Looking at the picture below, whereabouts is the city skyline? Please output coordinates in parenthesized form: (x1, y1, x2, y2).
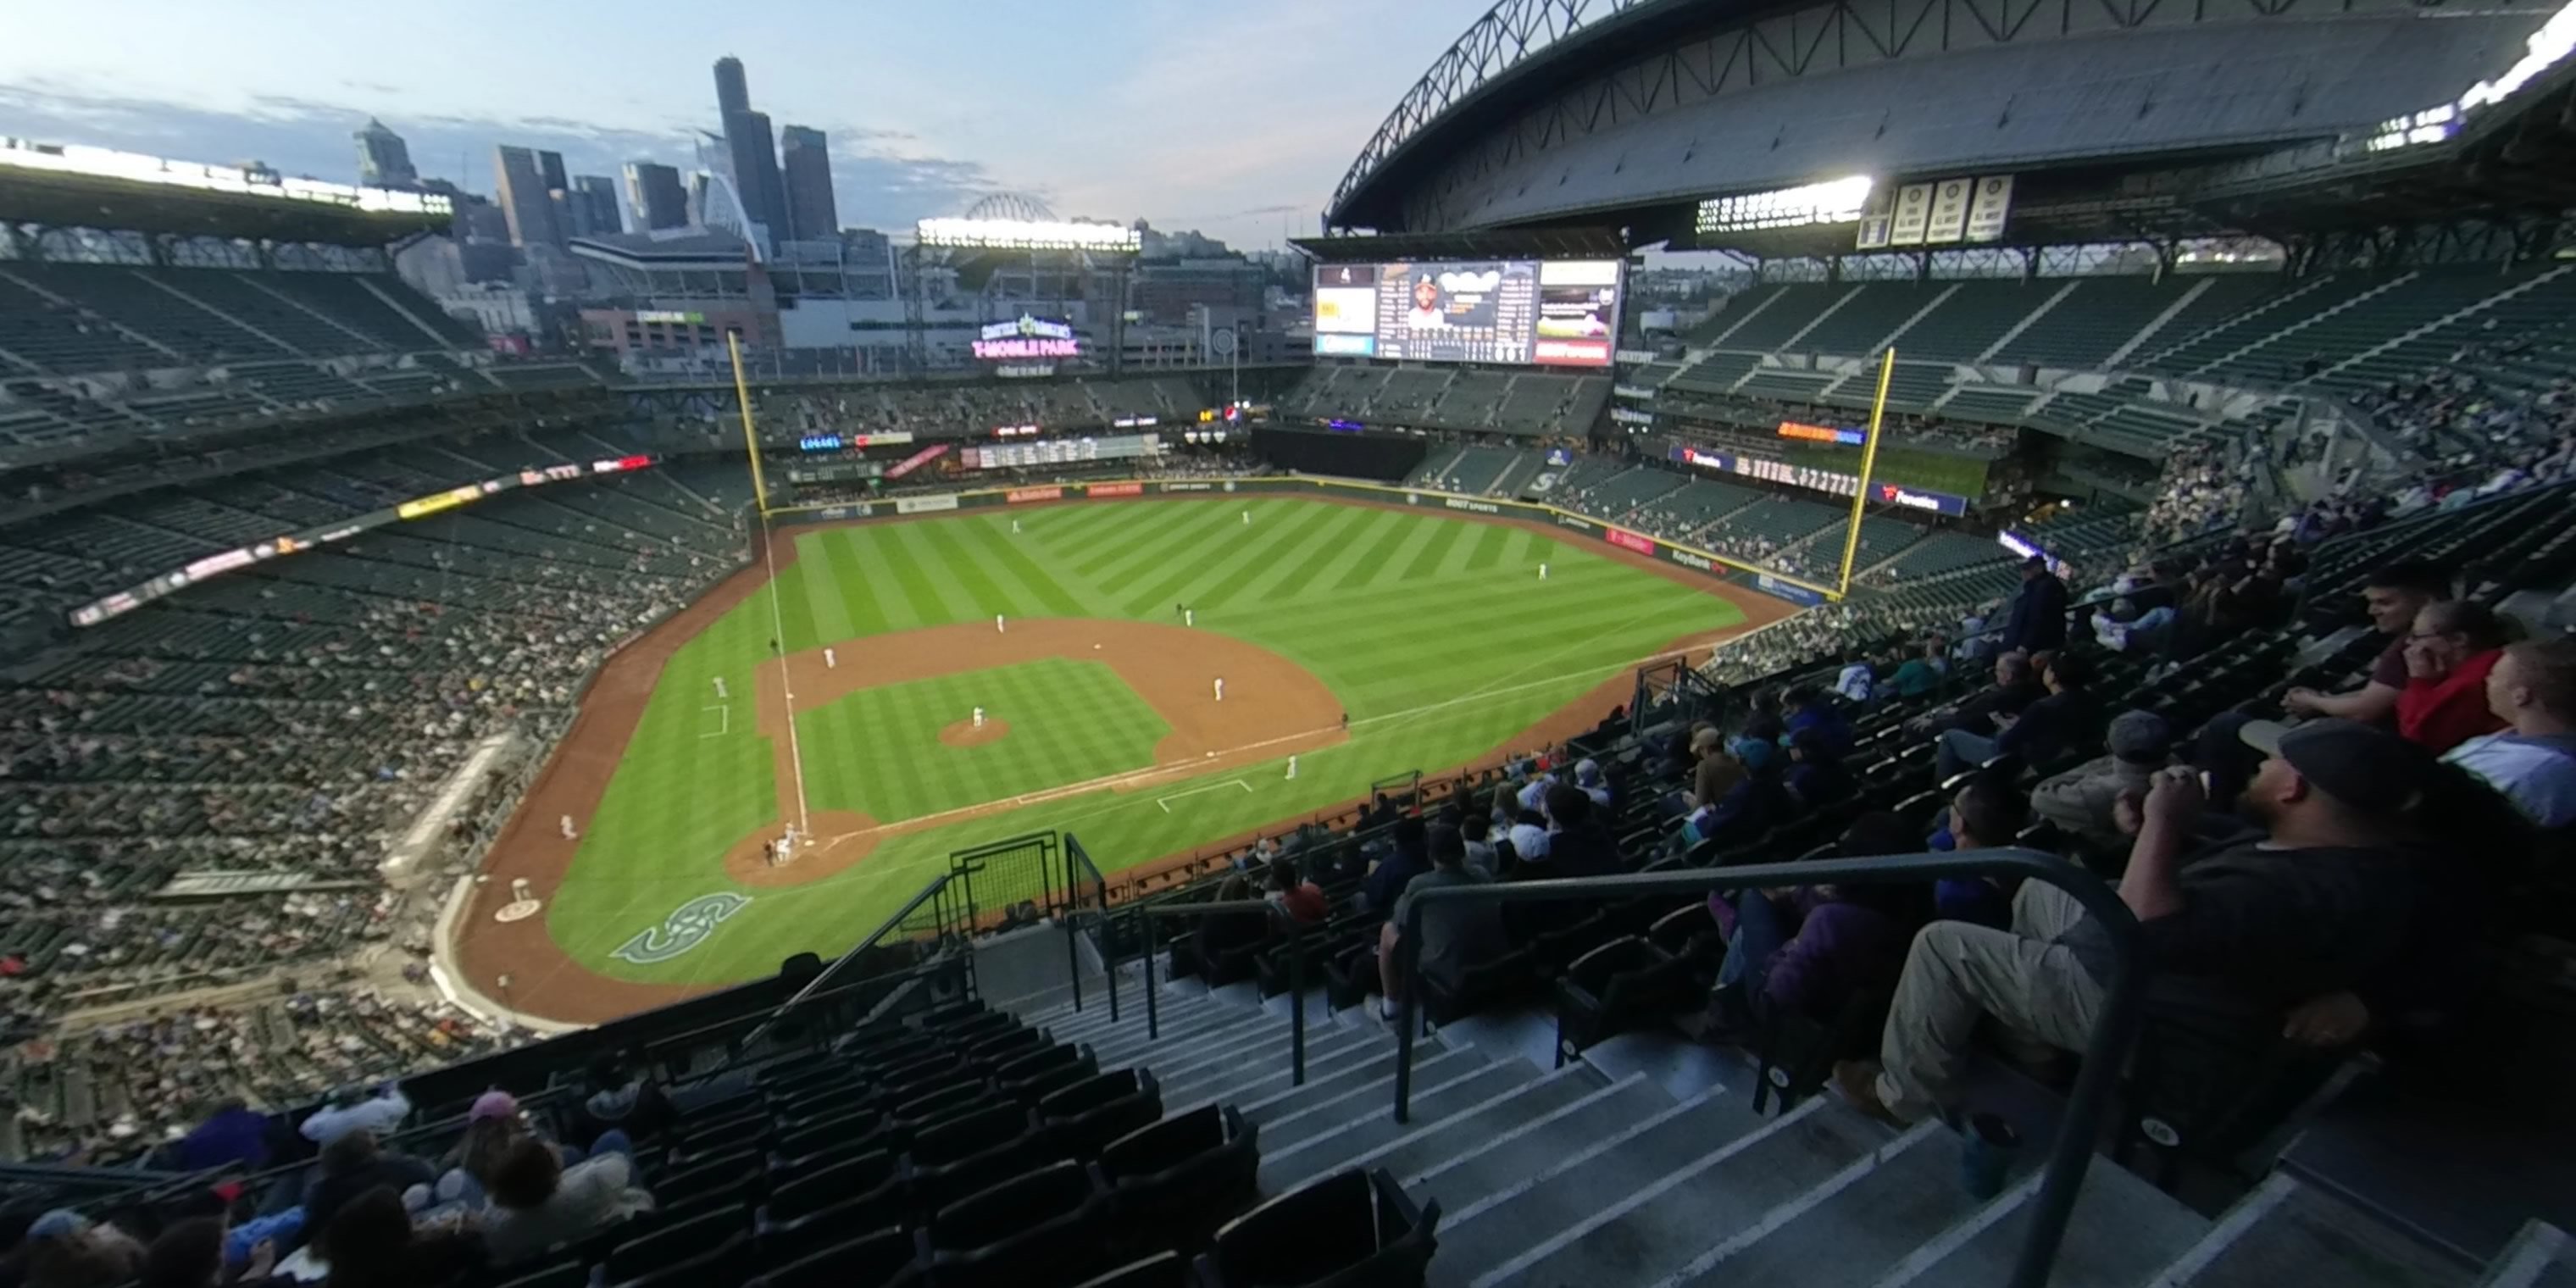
(0, 0, 1487, 251)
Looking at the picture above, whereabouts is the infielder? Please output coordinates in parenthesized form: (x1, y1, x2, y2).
(1185, 608, 1195, 627)
(1539, 563, 1549, 580)
(1012, 519, 1021, 534)
(1213, 677, 1225, 702)
(713, 676, 728, 699)
(996, 613, 1006, 633)
(1241, 509, 1250, 525)
(824, 647, 836, 669)
(559, 814, 577, 840)
(1285, 755, 1297, 780)
(780, 822, 799, 854)
(973, 705, 986, 730)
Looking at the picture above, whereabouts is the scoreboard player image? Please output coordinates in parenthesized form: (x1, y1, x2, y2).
(1391, 262, 1507, 332)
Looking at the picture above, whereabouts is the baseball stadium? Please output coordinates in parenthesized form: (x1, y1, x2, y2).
(6, 0, 2576, 1284)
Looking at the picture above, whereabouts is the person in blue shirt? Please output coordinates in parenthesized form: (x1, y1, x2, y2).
(2446, 636, 2576, 827)
(1361, 816, 1431, 919)
(1779, 686, 1852, 758)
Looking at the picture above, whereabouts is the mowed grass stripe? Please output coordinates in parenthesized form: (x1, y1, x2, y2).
(1225, 503, 1385, 606)
(1185, 500, 1352, 611)
(957, 519, 1095, 617)
(1083, 501, 1260, 597)
(1274, 508, 1405, 599)
(849, 526, 934, 631)
(1119, 514, 1270, 617)
(1068, 502, 1230, 584)
(1460, 521, 1517, 573)
(821, 530, 894, 637)
(1328, 509, 1428, 593)
(1361, 514, 1449, 591)
(1391, 514, 1471, 585)
(913, 519, 1037, 621)
(886, 523, 989, 623)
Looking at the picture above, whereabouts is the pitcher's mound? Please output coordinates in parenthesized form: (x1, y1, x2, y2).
(940, 719, 1011, 747)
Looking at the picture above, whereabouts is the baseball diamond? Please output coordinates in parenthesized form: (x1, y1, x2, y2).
(459, 494, 1785, 1021)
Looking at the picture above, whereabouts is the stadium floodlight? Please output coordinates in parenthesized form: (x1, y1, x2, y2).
(1696, 175, 1873, 234)
(915, 216, 1141, 253)
(0, 138, 452, 216)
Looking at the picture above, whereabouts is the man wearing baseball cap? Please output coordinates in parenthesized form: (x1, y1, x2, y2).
(2030, 710, 2173, 848)
(1837, 717, 2433, 1125)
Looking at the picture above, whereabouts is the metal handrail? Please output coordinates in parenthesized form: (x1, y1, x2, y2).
(1391, 847, 2141, 1288)
(735, 870, 966, 1057)
(1132, 898, 1311, 1086)
(1066, 835, 1114, 1023)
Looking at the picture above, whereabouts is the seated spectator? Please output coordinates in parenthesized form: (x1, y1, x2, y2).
(2396, 600, 2509, 753)
(13, 1210, 146, 1288)
(174, 1098, 273, 1174)
(319, 1186, 484, 1288)
(1376, 824, 1507, 1021)
(300, 1084, 410, 1147)
(2446, 636, 2576, 827)
(571, 1055, 675, 1152)
(301, 1130, 436, 1244)
(1702, 813, 1927, 1036)
(1889, 644, 1943, 700)
(1782, 729, 1853, 813)
(1684, 737, 1786, 847)
(137, 1216, 275, 1288)
(1675, 727, 1735, 818)
(1361, 816, 1430, 916)
(1936, 652, 2097, 780)
(1835, 719, 2436, 1125)
(1780, 687, 1852, 757)
(1188, 875, 1267, 978)
(1458, 813, 1498, 877)
(1571, 758, 1613, 809)
(1932, 773, 2029, 928)
(2091, 597, 2174, 653)
(1915, 652, 2044, 740)
(2283, 561, 2447, 724)
(480, 1134, 652, 1265)
(1833, 652, 1874, 703)
(1264, 856, 1328, 924)
(2031, 710, 2173, 850)
(438, 1091, 576, 1208)
(1529, 783, 1619, 879)
(1502, 805, 1551, 864)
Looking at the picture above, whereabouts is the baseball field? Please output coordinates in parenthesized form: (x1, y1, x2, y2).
(461, 493, 1785, 1022)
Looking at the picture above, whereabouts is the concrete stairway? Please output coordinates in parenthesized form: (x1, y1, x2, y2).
(1021, 969, 2490, 1287)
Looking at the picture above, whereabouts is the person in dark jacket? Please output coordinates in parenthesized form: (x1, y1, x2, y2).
(299, 1131, 435, 1245)
(1936, 651, 2099, 779)
(2001, 556, 2069, 654)
(1779, 687, 1853, 757)
(173, 1100, 272, 1174)
(1361, 816, 1431, 917)
(1701, 813, 1928, 1037)
(1783, 728, 1856, 813)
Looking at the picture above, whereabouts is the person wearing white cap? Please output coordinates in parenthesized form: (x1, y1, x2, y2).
(1573, 758, 1610, 808)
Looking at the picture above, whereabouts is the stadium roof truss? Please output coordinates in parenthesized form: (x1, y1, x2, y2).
(1329, 0, 2558, 240)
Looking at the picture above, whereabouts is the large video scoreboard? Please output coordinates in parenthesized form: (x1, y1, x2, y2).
(1312, 258, 1623, 368)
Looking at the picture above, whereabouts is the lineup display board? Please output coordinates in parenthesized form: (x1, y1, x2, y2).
(1312, 258, 1623, 368)
(963, 434, 1161, 470)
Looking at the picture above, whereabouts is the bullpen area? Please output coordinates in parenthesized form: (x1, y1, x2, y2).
(460, 491, 1789, 1022)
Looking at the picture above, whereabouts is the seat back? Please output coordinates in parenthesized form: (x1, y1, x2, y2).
(910, 1103, 1028, 1167)
(746, 1226, 919, 1288)
(1038, 1069, 1138, 1119)
(891, 1080, 988, 1124)
(766, 1147, 895, 1222)
(1211, 1169, 1439, 1288)
(932, 1159, 1094, 1251)
(1069, 1252, 1191, 1288)
(605, 1208, 749, 1283)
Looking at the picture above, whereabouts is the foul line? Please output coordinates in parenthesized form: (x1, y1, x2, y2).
(699, 705, 729, 738)
(759, 519, 810, 833)
(1157, 779, 1252, 813)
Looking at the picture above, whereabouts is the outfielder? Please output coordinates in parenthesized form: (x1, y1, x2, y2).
(824, 647, 836, 669)
(713, 676, 728, 699)
(1012, 519, 1021, 534)
(1241, 509, 1250, 525)
(1213, 677, 1225, 702)
(1285, 755, 1298, 780)
(1539, 563, 1549, 580)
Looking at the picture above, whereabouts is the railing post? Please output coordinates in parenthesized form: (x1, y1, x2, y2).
(1288, 917, 1307, 1087)
(1142, 908, 1160, 1041)
(1065, 903, 1085, 1013)
(1392, 904, 1424, 1124)
(1102, 881, 1119, 1025)
(2009, 923, 2145, 1288)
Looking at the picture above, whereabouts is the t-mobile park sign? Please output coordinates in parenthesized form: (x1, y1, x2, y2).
(974, 314, 1080, 360)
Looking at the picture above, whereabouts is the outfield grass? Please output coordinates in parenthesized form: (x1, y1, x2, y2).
(546, 497, 1745, 985)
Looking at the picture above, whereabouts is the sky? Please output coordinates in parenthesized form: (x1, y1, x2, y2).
(0, 0, 1490, 252)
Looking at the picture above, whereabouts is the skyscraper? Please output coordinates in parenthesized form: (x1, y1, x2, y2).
(724, 108, 788, 236)
(713, 56, 750, 118)
(569, 175, 624, 236)
(779, 125, 837, 242)
(353, 118, 415, 187)
(536, 150, 569, 197)
(492, 145, 560, 247)
(624, 162, 688, 230)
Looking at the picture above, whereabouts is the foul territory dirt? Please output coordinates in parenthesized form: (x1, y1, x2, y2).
(455, 496, 1794, 1024)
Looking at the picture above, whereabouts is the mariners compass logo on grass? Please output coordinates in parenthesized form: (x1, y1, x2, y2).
(612, 892, 752, 964)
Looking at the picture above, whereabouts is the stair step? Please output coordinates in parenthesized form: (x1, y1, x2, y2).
(1423, 1085, 1802, 1285)
(1876, 1158, 2209, 1288)
(1163, 1030, 1385, 1108)
(2155, 1174, 2472, 1288)
(1242, 1049, 1481, 1142)
(1258, 1063, 1607, 1193)
(1257, 1058, 1539, 1163)
(2481, 1221, 2576, 1288)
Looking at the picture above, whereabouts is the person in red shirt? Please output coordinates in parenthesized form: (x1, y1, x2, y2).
(2285, 561, 2447, 725)
(1264, 856, 1328, 924)
(2396, 600, 2510, 753)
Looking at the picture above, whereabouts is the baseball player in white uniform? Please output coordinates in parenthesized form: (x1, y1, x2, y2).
(1185, 608, 1195, 627)
(1012, 519, 1021, 534)
(559, 814, 577, 840)
(1539, 563, 1549, 580)
(1285, 755, 1297, 780)
(996, 613, 1006, 634)
(824, 647, 836, 669)
(1213, 677, 1225, 702)
(973, 706, 986, 730)
(713, 676, 728, 699)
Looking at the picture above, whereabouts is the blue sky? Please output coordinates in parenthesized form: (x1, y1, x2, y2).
(0, 0, 1487, 250)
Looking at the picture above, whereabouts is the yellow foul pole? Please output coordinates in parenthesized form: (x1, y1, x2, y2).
(1835, 347, 1897, 600)
(728, 331, 770, 516)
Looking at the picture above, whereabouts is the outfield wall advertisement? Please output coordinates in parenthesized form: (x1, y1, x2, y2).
(771, 475, 1840, 606)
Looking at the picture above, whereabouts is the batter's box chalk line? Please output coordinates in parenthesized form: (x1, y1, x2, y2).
(699, 704, 730, 738)
(1157, 780, 1253, 813)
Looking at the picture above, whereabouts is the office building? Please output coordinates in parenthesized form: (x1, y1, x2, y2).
(625, 162, 688, 230)
(537, 150, 569, 197)
(492, 145, 561, 247)
(779, 125, 837, 242)
(713, 56, 750, 118)
(724, 108, 787, 236)
(353, 118, 415, 187)
(569, 175, 624, 237)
